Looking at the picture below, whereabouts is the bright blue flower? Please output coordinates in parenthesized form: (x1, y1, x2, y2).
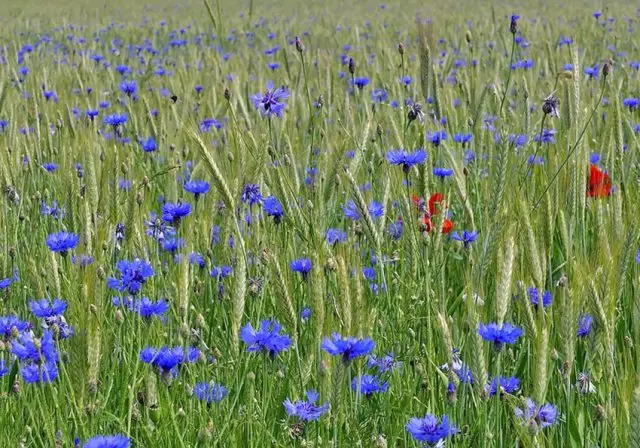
(241, 184, 262, 205)
(284, 390, 328, 421)
(161, 202, 191, 223)
(478, 322, 523, 348)
(84, 434, 131, 448)
(590, 153, 601, 164)
(362, 267, 376, 281)
(368, 201, 384, 220)
(528, 155, 545, 165)
(326, 228, 348, 245)
(290, 258, 312, 279)
(107, 258, 154, 295)
(515, 399, 558, 431)
(528, 288, 553, 308)
(486, 376, 520, 396)
(386, 149, 427, 173)
(0, 278, 11, 290)
(353, 77, 370, 90)
(113, 297, 169, 318)
(0, 315, 29, 339)
(193, 382, 228, 403)
(623, 98, 640, 110)
(509, 134, 528, 147)
(400, 75, 412, 86)
(406, 414, 458, 445)
(387, 220, 403, 241)
(29, 299, 67, 318)
(427, 130, 447, 147)
(12, 330, 58, 363)
(41, 200, 64, 220)
(321, 333, 374, 362)
(140, 137, 157, 152)
(21, 361, 59, 384)
(263, 196, 284, 222)
(367, 353, 399, 373)
(371, 88, 388, 103)
(577, 314, 594, 338)
(46, 232, 79, 255)
(184, 180, 210, 198)
(451, 230, 478, 248)
(433, 167, 454, 178)
(120, 80, 137, 97)
(301, 307, 311, 322)
(584, 64, 599, 78)
(210, 265, 232, 280)
(251, 81, 288, 118)
(141, 346, 199, 375)
(43, 162, 58, 173)
(161, 237, 184, 253)
(534, 129, 556, 144)
(453, 133, 472, 145)
(240, 319, 291, 356)
(199, 118, 222, 132)
(103, 113, 128, 128)
(351, 374, 389, 395)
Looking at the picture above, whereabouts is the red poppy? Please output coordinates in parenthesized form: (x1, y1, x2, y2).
(428, 193, 445, 216)
(587, 164, 612, 198)
(423, 216, 454, 234)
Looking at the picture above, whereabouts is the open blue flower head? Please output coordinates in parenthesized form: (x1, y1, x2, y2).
(84, 434, 131, 448)
(478, 322, 523, 348)
(21, 361, 59, 384)
(161, 202, 191, 223)
(120, 80, 137, 97)
(427, 130, 447, 147)
(406, 414, 458, 445)
(210, 265, 232, 280)
(140, 136, 157, 152)
(486, 376, 520, 396)
(29, 298, 67, 318)
(12, 330, 58, 363)
(103, 113, 128, 128)
(326, 228, 348, 245)
(251, 81, 288, 118)
(515, 399, 558, 431)
(140, 346, 199, 375)
(577, 314, 594, 338)
(528, 288, 553, 308)
(386, 149, 427, 173)
(263, 196, 284, 223)
(241, 183, 262, 205)
(107, 258, 154, 295)
(451, 230, 478, 248)
(367, 353, 400, 373)
(321, 333, 375, 362)
(433, 167, 454, 178)
(284, 390, 329, 422)
(240, 319, 291, 357)
(351, 374, 389, 395)
(290, 258, 313, 279)
(46, 232, 79, 255)
(184, 180, 210, 198)
(113, 296, 169, 318)
(0, 315, 29, 339)
(193, 382, 228, 404)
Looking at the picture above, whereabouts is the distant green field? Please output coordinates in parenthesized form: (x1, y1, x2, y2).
(0, 1, 639, 447)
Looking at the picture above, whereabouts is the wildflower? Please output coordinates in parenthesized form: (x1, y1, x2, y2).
(367, 353, 400, 373)
(250, 81, 288, 118)
(140, 136, 157, 152)
(83, 435, 131, 448)
(240, 319, 291, 356)
(290, 258, 312, 280)
(584, 64, 599, 79)
(241, 184, 262, 205)
(263, 196, 284, 223)
(301, 307, 311, 322)
(577, 314, 594, 338)
(587, 164, 612, 197)
(387, 219, 403, 241)
(371, 89, 388, 103)
(528, 155, 545, 165)
(534, 129, 556, 144)
(161, 202, 191, 223)
(199, 118, 222, 132)
(326, 228, 348, 245)
(103, 113, 128, 128)
(120, 80, 137, 97)
(453, 133, 472, 145)
(451, 230, 478, 248)
(0, 315, 29, 339)
(509, 134, 528, 147)
(510, 14, 519, 34)
(46, 232, 79, 255)
(514, 399, 558, 432)
(528, 288, 553, 308)
(353, 77, 370, 90)
(478, 322, 523, 348)
(184, 180, 210, 199)
(406, 414, 458, 446)
(161, 237, 184, 253)
(486, 376, 520, 396)
(188, 252, 205, 268)
(107, 259, 154, 295)
(427, 130, 447, 147)
(40, 200, 64, 220)
(352, 374, 389, 395)
(210, 265, 232, 280)
(386, 149, 427, 173)
(140, 346, 199, 376)
(321, 333, 374, 362)
(284, 390, 328, 422)
(12, 330, 58, 363)
(42, 163, 58, 173)
(193, 382, 228, 404)
(21, 361, 59, 384)
(623, 98, 640, 111)
(29, 299, 67, 318)
(112, 297, 169, 318)
(542, 94, 560, 117)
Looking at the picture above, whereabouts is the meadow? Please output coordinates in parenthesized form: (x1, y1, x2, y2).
(0, 0, 640, 446)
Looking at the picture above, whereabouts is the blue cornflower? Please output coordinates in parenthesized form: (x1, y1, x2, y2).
(451, 230, 478, 248)
(590, 153, 601, 165)
(301, 307, 311, 322)
(290, 258, 312, 280)
(46, 232, 79, 255)
(263, 196, 284, 223)
(199, 118, 222, 132)
(352, 374, 389, 395)
(368, 201, 384, 220)
(455, 365, 474, 384)
(115, 64, 131, 75)
(184, 180, 210, 199)
(241, 184, 262, 205)
(406, 414, 458, 445)
(583, 65, 599, 79)
(12, 330, 58, 363)
(528, 155, 545, 166)
(240, 319, 291, 356)
(113, 297, 169, 318)
(43, 162, 58, 173)
(433, 167, 454, 178)
(386, 149, 427, 173)
(251, 81, 288, 118)
(486, 376, 520, 396)
(400, 75, 412, 86)
(0, 278, 11, 290)
(0, 360, 7, 378)
(284, 390, 329, 422)
(86, 109, 99, 120)
(353, 77, 370, 90)
(367, 353, 400, 373)
(515, 399, 558, 431)
(509, 134, 528, 147)
(321, 333, 374, 362)
(161, 202, 191, 223)
(193, 382, 228, 404)
(371, 88, 388, 103)
(194, 85, 204, 94)
(21, 361, 59, 384)
(623, 98, 640, 111)
(41, 200, 64, 220)
(326, 228, 348, 245)
(29, 299, 67, 318)
(363, 267, 376, 281)
(107, 258, 154, 295)
(188, 252, 205, 268)
(140, 137, 157, 152)
(140, 346, 199, 376)
(577, 314, 594, 338)
(453, 133, 472, 145)
(161, 237, 184, 253)
(478, 322, 523, 348)
(387, 219, 403, 241)
(84, 435, 131, 448)
(145, 211, 175, 242)
(120, 80, 137, 97)
(210, 265, 232, 280)
(103, 113, 128, 128)
(0, 315, 29, 339)
(534, 129, 556, 144)
(528, 288, 553, 308)
(427, 130, 447, 147)
(343, 201, 360, 220)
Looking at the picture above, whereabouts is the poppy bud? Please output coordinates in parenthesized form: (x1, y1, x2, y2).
(603, 60, 610, 77)
(397, 42, 404, 55)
